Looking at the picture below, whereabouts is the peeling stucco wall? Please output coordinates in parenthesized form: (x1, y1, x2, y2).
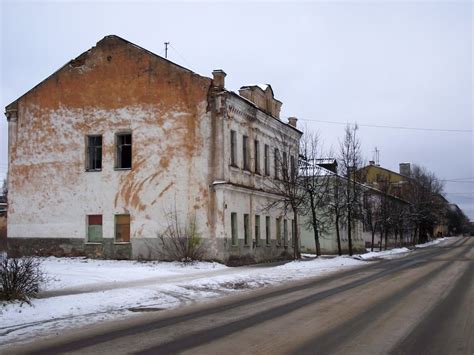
(7, 36, 214, 258)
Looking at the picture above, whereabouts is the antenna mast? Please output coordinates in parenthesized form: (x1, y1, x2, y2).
(164, 42, 170, 59)
(373, 147, 380, 166)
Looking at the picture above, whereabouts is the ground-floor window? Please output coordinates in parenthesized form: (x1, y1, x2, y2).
(276, 217, 282, 245)
(255, 215, 260, 246)
(115, 214, 130, 242)
(231, 212, 238, 245)
(266, 216, 271, 245)
(87, 215, 103, 242)
(244, 214, 250, 245)
(284, 219, 288, 246)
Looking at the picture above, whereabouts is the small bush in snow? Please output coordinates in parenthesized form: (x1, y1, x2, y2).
(158, 211, 205, 262)
(0, 257, 45, 303)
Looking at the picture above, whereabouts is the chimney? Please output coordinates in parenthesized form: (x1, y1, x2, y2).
(212, 69, 226, 90)
(288, 116, 298, 128)
(399, 163, 411, 176)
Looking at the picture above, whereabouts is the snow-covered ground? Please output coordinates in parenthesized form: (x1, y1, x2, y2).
(0, 237, 452, 347)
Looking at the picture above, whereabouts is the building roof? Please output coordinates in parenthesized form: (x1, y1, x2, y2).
(6, 35, 207, 112)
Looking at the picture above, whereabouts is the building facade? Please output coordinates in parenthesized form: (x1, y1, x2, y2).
(5, 35, 301, 264)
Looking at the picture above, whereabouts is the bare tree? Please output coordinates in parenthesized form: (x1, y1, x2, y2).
(406, 165, 445, 244)
(338, 124, 365, 256)
(326, 170, 345, 256)
(299, 129, 332, 256)
(362, 190, 379, 252)
(264, 130, 305, 259)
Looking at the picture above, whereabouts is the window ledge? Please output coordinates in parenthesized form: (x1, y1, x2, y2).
(114, 242, 131, 245)
(85, 242, 102, 245)
(85, 169, 102, 173)
(114, 168, 132, 171)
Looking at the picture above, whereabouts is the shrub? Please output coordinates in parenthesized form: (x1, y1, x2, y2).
(158, 211, 205, 262)
(0, 257, 45, 303)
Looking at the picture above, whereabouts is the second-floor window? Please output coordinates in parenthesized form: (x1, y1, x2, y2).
(254, 139, 260, 174)
(264, 144, 270, 176)
(290, 155, 296, 181)
(116, 133, 132, 169)
(86, 135, 102, 171)
(274, 148, 279, 179)
(243, 135, 249, 171)
(230, 130, 237, 167)
(282, 151, 288, 180)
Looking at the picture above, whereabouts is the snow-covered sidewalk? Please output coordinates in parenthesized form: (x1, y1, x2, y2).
(0, 237, 453, 347)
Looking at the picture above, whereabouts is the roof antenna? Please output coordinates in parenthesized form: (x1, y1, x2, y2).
(164, 42, 170, 59)
(373, 147, 380, 166)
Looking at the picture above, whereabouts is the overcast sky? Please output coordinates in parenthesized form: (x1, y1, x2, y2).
(1, 0, 473, 219)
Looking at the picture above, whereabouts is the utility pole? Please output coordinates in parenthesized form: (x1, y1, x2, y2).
(164, 42, 170, 59)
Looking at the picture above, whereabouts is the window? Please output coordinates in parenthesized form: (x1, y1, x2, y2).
(276, 217, 282, 245)
(292, 220, 296, 248)
(274, 148, 279, 179)
(264, 144, 270, 176)
(265, 216, 271, 245)
(254, 140, 260, 174)
(244, 214, 250, 245)
(115, 214, 130, 242)
(282, 151, 288, 180)
(230, 130, 237, 167)
(255, 215, 260, 246)
(243, 135, 249, 170)
(290, 155, 296, 181)
(86, 135, 102, 171)
(231, 212, 238, 245)
(116, 133, 132, 169)
(284, 219, 288, 246)
(87, 215, 103, 242)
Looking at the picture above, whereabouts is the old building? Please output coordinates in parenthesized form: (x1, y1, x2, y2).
(5, 35, 302, 264)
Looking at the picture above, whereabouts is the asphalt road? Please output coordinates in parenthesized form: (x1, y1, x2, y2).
(7, 237, 473, 355)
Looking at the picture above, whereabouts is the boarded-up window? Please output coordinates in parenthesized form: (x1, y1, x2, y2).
(87, 215, 103, 242)
(86, 135, 102, 171)
(115, 214, 130, 242)
(231, 212, 238, 245)
(116, 133, 132, 169)
(266, 216, 271, 245)
(255, 215, 260, 246)
(230, 130, 237, 167)
(244, 213, 250, 245)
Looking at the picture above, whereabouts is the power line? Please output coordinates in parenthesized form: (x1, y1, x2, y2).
(298, 118, 472, 133)
(169, 43, 192, 68)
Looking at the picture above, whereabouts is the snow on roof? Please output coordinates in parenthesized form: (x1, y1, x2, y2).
(257, 84, 269, 91)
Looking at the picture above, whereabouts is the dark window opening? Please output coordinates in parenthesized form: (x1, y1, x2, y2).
(86, 135, 102, 171)
(116, 133, 132, 169)
(243, 135, 249, 170)
(231, 212, 238, 245)
(244, 213, 250, 245)
(264, 144, 270, 176)
(254, 140, 260, 174)
(255, 215, 260, 246)
(230, 130, 237, 167)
